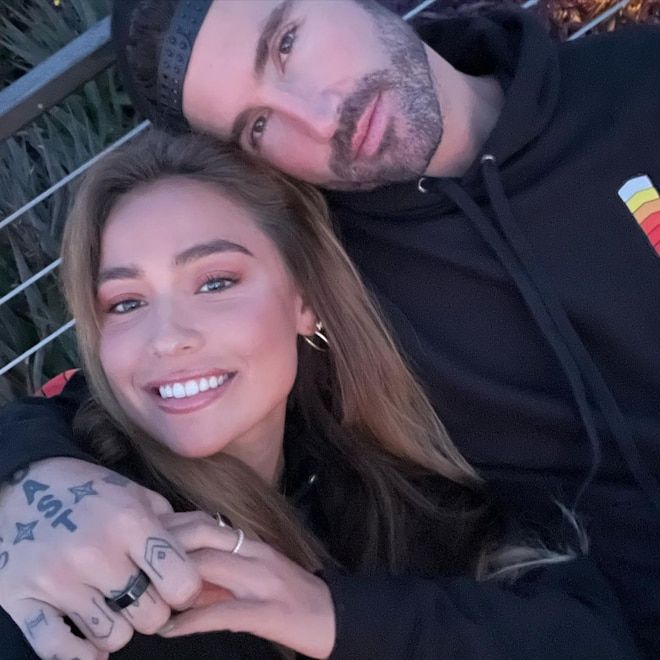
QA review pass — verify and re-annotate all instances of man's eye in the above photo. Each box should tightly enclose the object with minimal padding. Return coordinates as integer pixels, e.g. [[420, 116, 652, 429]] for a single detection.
[[108, 299, 143, 315], [250, 116, 268, 149], [278, 26, 297, 59], [198, 276, 236, 293]]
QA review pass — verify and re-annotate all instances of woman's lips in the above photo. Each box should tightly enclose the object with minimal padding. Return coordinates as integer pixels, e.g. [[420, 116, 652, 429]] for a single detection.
[[153, 373, 235, 415], [351, 92, 385, 161]]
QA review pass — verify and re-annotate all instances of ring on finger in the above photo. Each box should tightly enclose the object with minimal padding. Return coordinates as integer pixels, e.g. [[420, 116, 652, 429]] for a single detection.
[[105, 570, 151, 612]]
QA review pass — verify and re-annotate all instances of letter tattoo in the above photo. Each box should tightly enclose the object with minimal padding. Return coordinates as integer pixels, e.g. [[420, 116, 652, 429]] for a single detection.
[[68, 480, 98, 504], [24, 609, 48, 639], [51, 508, 77, 532], [0, 552, 8, 569], [144, 537, 185, 579], [36, 494, 63, 518], [22, 479, 49, 505], [13, 520, 38, 544]]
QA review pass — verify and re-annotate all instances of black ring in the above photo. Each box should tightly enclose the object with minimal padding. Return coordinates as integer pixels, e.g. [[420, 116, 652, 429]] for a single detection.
[[105, 570, 151, 612]]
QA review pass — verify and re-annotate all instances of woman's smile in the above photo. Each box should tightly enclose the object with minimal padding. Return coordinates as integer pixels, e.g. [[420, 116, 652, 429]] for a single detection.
[[97, 176, 316, 470]]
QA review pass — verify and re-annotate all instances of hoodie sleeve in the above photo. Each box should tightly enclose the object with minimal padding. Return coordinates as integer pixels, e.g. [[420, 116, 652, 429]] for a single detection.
[[0, 371, 96, 484], [324, 557, 638, 660]]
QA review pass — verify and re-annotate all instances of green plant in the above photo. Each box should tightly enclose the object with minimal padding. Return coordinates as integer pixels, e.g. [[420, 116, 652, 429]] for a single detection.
[[0, 0, 138, 403]]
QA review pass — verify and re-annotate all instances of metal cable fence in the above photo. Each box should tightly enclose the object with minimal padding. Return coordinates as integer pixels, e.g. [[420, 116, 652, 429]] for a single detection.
[[0, 0, 635, 380]]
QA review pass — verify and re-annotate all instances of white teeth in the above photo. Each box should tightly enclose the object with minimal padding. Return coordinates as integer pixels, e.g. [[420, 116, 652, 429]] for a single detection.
[[184, 380, 199, 396], [157, 374, 230, 399]]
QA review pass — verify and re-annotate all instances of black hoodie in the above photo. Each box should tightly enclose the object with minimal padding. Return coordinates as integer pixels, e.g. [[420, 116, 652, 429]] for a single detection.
[[326, 10, 660, 655], [1, 8, 659, 657]]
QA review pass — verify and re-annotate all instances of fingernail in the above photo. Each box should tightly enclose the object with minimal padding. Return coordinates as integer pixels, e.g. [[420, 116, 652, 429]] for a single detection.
[[158, 622, 176, 636]]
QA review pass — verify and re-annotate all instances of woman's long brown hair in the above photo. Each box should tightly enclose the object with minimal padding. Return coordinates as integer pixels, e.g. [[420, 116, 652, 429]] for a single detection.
[[62, 131, 568, 577]]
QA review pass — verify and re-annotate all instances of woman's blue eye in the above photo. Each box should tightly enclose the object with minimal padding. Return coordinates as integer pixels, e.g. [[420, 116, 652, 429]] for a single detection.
[[109, 299, 143, 314], [199, 277, 235, 293]]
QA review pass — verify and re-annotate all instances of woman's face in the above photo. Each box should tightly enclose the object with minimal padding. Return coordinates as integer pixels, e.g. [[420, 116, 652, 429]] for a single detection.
[[96, 177, 315, 480]]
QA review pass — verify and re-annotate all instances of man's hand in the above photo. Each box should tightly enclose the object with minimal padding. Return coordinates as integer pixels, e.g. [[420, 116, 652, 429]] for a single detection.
[[0, 458, 202, 659]]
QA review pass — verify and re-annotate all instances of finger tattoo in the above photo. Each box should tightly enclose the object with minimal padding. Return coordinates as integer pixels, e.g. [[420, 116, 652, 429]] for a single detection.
[[144, 537, 185, 579], [72, 598, 115, 639], [25, 609, 48, 639], [0, 551, 8, 569]]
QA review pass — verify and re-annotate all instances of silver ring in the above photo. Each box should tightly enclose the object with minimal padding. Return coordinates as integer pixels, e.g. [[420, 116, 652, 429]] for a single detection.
[[105, 570, 150, 612], [231, 528, 245, 555]]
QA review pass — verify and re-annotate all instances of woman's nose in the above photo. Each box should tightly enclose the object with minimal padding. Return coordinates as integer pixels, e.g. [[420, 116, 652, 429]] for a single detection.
[[149, 310, 203, 357]]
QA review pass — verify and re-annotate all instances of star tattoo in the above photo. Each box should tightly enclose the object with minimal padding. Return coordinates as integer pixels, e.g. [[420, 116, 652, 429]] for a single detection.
[[68, 480, 99, 504], [14, 520, 38, 544]]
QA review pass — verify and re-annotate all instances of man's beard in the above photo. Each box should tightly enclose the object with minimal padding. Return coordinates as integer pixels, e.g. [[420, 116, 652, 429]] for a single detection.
[[327, 7, 443, 190]]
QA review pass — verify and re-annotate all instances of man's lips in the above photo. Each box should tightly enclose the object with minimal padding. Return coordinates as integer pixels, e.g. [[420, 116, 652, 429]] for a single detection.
[[351, 92, 382, 161]]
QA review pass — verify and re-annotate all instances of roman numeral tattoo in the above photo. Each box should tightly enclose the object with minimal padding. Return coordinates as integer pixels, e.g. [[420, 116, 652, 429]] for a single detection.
[[25, 609, 47, 639]]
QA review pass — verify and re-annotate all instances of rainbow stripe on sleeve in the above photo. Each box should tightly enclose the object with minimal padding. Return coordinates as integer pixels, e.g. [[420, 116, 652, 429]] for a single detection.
[[618, 175, 660, 255]]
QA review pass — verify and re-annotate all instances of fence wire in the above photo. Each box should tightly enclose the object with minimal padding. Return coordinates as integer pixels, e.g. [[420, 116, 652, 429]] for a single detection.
[[0, 0, 635, 377]]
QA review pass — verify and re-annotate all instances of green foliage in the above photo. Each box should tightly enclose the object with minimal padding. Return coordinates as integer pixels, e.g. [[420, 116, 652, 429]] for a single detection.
[[0, 0, 138, 403]]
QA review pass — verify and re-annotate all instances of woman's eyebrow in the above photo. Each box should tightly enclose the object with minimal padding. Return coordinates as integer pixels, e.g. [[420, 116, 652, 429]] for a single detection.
[[174, 238, 254, 266], [97, 266, 142, 286]]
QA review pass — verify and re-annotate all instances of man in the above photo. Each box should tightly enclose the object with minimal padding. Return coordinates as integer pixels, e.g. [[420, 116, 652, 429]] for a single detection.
[[1, 0, 658, 656]]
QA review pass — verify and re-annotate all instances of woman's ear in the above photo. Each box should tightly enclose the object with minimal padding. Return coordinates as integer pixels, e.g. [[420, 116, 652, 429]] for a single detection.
[[295, 297, 319, 337]]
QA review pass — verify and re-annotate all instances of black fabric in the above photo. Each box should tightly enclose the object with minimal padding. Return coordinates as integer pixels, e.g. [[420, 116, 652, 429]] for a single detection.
[[325, 12, 660, 656], [1, 7, 659, 657], [0, 399, 638, 659]]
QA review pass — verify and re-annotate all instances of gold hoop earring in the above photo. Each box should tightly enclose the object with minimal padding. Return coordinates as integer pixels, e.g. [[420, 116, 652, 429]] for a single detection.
[[302, 321, 329, 352]]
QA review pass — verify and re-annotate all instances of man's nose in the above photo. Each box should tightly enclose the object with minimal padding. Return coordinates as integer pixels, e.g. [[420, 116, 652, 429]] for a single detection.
[[149, 307, 203, 357], [271, 86, 340, 141]]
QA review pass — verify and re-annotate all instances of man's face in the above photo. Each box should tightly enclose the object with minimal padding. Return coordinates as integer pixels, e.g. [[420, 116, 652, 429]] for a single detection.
[[183, 0, 442, 190]]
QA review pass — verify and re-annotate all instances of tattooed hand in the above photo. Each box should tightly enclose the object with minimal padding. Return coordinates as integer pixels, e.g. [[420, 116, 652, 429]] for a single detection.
[[0, 458, 202, 660]]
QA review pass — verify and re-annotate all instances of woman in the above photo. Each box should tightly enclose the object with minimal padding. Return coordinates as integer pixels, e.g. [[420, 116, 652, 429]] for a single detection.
[[3, 130, 635, 659]]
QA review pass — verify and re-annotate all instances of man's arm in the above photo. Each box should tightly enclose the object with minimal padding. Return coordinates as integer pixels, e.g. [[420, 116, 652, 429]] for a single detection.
[[0, 371, 94, 483], [326, 557, 639, 659]]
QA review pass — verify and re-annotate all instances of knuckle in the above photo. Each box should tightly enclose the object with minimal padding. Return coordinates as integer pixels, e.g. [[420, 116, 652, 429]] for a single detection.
[[133, 605, 171, 634], [167, 573, 203, 609], [68, 544, 109, 573], [104, 625, 134, 653]]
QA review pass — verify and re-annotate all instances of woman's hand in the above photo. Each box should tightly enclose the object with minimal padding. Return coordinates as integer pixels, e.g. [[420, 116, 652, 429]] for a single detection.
[[160, 512, 336, 659]]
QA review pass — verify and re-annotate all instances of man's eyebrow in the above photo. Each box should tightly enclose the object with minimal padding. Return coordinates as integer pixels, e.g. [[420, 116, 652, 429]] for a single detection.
[[254, 0, 293, 78], [97, 266, 142, 286], [174, 239, 254, 266]]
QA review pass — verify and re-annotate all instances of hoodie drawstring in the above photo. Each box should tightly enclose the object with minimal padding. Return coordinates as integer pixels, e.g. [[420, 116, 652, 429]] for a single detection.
[[423, 155, 660, 517]]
